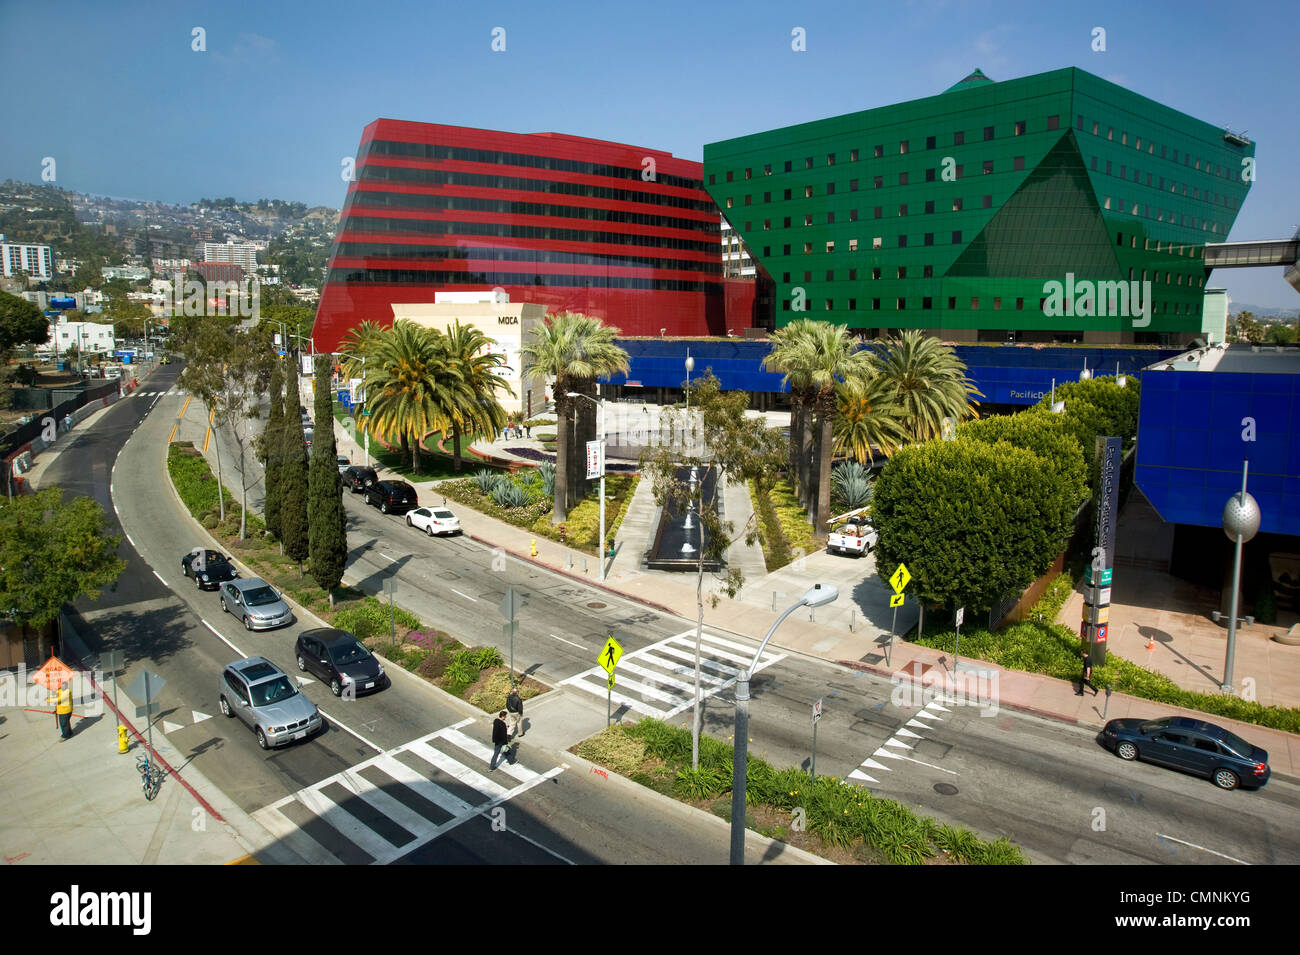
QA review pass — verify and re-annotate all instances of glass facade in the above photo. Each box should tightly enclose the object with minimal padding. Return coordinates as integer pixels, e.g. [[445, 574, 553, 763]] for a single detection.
[[703, 67, 1253, 341], [313, 120, 733, 352]]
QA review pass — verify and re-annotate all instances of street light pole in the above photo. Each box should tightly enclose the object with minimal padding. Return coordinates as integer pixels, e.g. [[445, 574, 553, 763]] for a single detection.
[[685, 349, 694, 413], [1221, 460, 1261, 693], [730, 583, 838, 865], [567, 391, 607, 581]]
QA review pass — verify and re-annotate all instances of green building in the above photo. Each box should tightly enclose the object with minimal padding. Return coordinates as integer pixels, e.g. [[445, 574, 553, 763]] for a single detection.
[[703, 67, 1254, 345]]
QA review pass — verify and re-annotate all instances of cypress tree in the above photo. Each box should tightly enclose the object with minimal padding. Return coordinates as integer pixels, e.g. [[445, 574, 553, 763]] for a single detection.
[[308, 355, 347, 605], [280, 356, 310, 569], [263, 358, 285, 539]]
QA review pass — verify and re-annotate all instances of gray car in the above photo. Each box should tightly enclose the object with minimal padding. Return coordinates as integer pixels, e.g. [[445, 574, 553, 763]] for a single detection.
[[219, 657, 323, 750], [219, 577, 294, 631]]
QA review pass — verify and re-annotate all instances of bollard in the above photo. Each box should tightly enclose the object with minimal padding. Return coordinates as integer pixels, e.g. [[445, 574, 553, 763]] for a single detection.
[[581, 557, 589, 574], [850, 609, 856, 632], [530, 538, 537, 557], [117, 724, 129, 754], [566, 551, 573, 569]]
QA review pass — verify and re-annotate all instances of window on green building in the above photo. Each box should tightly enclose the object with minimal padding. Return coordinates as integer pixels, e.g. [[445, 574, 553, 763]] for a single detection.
[[925, 200, 934, 213], [923, 296, 933, 309], [952, 231, 962, 243], [1014, 156, 1025, 171], [983, 160, 993, 175], [982, 195, 991, 208], [872, 268, 881, 279], [897, 266, 907, 279], [900, 141, 909, 154], [827, 153, 836, 166], [899, 204, 908, 216], [924, 265, 933, 277], [897, 298, 906, 310], [805, 157, 814, 169], [984, 126, 994, 140], [784, 160, 793, 172], [1048, 115, 1060, 130], [898, 235, 907, 248], [926, 135, 936, 150], [849, 209, 858, 222], [926, 168, 936, 182], [850, 179, 859, 191], [899, 172, 909, 185], [954, 130, 965, 145], [971, 297, 980, 309], [874, 145, 884, 158], [948, 296, 956, 309], [924, 233, 934, 246], [953, 197, 963, 211], [850, 149, 859, 162], [874, 176, 883, 188], [1014, 121, 1025, 136]]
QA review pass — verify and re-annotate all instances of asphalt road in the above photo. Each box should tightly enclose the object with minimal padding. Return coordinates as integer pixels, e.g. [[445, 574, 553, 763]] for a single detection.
[[53, 364, 1300, 866]]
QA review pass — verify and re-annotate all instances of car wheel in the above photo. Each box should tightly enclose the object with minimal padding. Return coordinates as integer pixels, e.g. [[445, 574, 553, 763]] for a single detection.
[[297, 654, 307, 672], [1214, 769, 1240, 791], [426, 525, 435, 537], [1116, 741, 1139, 761], [221, 599, 228, 614], [219, 696, 232, 718], [380, 501, 390, 514], [195, 575, 203, 589], [330, 677, 342, 697], [243, 614, 253, 632], [406, 516, 413, 527], [181, 562, 188, 577], [255, 727, 269, 750]]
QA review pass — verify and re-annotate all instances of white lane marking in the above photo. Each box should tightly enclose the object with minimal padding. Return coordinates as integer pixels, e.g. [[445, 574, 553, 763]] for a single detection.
[[449, 589, 477, 602], [316, 705, 384, 754], [153, 570, 167, 586], [125, 534, 135, 548], [848, 769, 879, 783], [378, 553, 398, 564], [163, 719, 184, 733], [193, 710, 212, 724], [201, 619, 245, 657], [1154, 833, 1249, 864], [548, 633, 586, 649], [887, 753, 960, 775]]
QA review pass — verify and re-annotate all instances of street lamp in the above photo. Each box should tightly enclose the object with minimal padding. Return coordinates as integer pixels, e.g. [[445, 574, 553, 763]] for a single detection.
[[1221, 460, 1260, 693], [684, 349, 695, 412], [1079, 358, 1092, 381], [730, 583, 838, 865], [567, 391, 608, 581]]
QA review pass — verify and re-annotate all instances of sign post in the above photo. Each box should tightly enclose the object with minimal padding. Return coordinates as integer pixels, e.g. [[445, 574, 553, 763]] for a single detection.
[[499, 586, 523, 681], [811, 698, 822, 779], [598, 634, 623, 726], [127, 669, 166, 755], [887, 563, 911, 664], [953, 606, 965, 671]]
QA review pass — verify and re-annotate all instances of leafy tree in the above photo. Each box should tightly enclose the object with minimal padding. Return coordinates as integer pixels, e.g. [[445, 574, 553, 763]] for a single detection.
[[217, 331, 273, 539], [763, 321, 818, 511], [0, 290, 50, 354], [308, 354, 347, 605], [1264, 322, 1297, 345], [279, 360, 310, 567], [872, 439, 1076, 616], [337, 319, 385, 382], [1027, 375, 1142, 469], [177, 319, 229, 521], [640, 371, 786, 769], [362, 320, 453, 473], [834, 370, 909, 463], [873, 329, 982, 444], [262, 358, 285, 539], [959, 412, 1088, 505], [0, 488, 126, 632], [440, 319, 513, 473], [519, 312, 629, 521]]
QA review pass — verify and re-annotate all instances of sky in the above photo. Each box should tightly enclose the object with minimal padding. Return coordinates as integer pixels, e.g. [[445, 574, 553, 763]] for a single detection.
[[3, 0, 1297, 309]]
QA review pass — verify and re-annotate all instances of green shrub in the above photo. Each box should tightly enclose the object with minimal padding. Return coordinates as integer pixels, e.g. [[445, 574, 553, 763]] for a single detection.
[[575, 725, 647, 776], [472, 468, 505, 494], [332, 598, 421, 642], [489, 481, 530, 508], [442, 649, 480, 693], [416, 650, 451, 679], [472, 646, 505, 669], [673, 766, 730, 800], [830, 461, 874, 513]]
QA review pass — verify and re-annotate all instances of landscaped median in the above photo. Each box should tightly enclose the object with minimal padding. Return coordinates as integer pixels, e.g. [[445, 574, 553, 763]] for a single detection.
[[749, 477, 819, 571], [911, 571, 1300, 735], [574, 718, 1026, 865], [165, 440, 547, 710]]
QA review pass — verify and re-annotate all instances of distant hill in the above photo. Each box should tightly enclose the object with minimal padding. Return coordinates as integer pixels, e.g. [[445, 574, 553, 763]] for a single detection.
[[1230, 302, 1299, 321]]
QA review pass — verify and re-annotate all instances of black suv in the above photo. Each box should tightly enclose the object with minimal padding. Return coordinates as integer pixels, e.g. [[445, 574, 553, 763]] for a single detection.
[[343, 465, 378, 493], [365, 480, 418, 514]]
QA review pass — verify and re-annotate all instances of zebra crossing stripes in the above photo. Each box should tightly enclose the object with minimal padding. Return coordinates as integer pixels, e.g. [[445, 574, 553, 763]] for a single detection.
[[847, 698, 954, 785], [559, 629, 785, 719], [251, 720, 563, 865], [133, 388, 185, 397]]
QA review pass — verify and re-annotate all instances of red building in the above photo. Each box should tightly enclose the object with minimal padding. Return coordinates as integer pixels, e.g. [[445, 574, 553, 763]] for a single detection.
[[311, 119, 747, 353]]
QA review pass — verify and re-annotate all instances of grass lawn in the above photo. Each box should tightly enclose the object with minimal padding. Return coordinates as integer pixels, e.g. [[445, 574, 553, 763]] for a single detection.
[[332, 402, 501, 480]]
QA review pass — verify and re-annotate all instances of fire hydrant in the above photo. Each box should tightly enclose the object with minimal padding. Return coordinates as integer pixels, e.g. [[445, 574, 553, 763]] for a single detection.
[[559, 524, 567, 543], [117, 724, 129, 754], [607, 537, 615, 559], [529, 538, 538, 557]]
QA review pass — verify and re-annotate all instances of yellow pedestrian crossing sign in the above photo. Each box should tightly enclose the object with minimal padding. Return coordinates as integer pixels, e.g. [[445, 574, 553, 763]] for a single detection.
[[599, 635, 623, 674], [890, 593, 905, 608], [890, 563, 911, 594]]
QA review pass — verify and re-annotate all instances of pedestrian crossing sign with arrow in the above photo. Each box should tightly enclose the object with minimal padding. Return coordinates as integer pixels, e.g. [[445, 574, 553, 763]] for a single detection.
[[889, 563, 911, 594], [607, 671, 616, 690], [890, 593, 905, 608], [599, 635, 623, 674]]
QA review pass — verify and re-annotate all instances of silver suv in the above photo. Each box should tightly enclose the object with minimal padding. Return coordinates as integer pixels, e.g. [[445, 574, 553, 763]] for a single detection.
[[219, 657, 323, 750], [219, 577, 294, 631]]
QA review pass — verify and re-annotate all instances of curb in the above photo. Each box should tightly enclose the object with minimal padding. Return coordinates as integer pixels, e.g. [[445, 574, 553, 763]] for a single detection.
[[561, 748, 832, 865]]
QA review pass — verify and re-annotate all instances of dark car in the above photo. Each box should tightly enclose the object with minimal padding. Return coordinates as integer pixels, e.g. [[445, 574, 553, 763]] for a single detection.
[[365, 480, 418, 514], [1098, 715, 1269, 791], [180, 548, 239, 590], [343, 465, 378, 493], [295, 628, 388, 697]]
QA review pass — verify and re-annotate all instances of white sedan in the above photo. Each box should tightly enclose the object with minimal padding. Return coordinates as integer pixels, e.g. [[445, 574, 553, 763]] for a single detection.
[[407, 506, 461, 537]]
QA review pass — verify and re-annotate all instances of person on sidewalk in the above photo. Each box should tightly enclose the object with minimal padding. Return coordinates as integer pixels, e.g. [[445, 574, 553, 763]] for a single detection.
[[47, 681, 74, 740], [1079, 650, 1096, 696], [506, 685, 524, 739], [490, 711, 511, 769]]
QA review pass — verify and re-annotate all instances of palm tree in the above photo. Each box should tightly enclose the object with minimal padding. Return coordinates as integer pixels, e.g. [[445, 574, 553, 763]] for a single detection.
[[801, 322, 875, 537], [362, 321, 457, 473], [439, 320, 514, 473], [833, 369, 910, 463], [519, 312, 630, 522], [874, 330, 982, 444], [763, 320, 819, 509], [337, 320, 386, 381]]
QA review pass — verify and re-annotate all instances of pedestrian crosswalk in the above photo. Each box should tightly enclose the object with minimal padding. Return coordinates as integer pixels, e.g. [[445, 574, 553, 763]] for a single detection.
[[847, 697, 957, 785], [133, 388, 185, 397], [250, 719, 563, 865], [560, 629, 785, 720]]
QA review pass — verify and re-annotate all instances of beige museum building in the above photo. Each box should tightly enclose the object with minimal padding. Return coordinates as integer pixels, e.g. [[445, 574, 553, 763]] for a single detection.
[[390, 292, 549, 418]]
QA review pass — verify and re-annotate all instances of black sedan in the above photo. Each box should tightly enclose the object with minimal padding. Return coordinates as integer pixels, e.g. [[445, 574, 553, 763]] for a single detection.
[[180, 549, 239, 590], [365, 480, 418, 514], [1098, 715, 1270, 790], [343, 465, 378, 493], [295, 628, 388, 697]]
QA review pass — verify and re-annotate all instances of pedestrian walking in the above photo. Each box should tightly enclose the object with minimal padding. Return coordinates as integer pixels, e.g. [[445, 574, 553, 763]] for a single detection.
[[489, 711, 510, 769], [506, 685, 524, 739], [1079, 650, 1095, 696], [525, 424, 531, 438], [47, 681, 74, 740]]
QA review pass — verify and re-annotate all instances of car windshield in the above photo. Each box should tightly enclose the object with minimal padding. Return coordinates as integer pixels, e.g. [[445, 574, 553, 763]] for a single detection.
[[250, 676, 297, 707], [330, 643, 371, 666], [433, 510, 455, 519], [1138, 717, 1172, 734], [243, 587, 281, 607]]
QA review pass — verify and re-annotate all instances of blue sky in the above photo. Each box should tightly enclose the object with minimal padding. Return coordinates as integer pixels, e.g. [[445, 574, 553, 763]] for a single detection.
[[3, 0, 1297, 308]]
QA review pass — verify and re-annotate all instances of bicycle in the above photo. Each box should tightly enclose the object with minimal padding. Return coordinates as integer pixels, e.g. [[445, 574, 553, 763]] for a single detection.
[[136, 752, 163, 801]]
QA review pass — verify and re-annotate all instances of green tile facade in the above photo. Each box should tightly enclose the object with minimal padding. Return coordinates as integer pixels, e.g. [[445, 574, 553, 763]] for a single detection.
[[704, 68, 1253, 342]]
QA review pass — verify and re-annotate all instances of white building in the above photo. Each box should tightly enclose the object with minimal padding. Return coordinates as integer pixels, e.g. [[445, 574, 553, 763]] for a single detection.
[[200, 240, 259, 270], [0, 234, 54, 280], [46, 319, 116, 356], [102, 265, 151, 282], [720, 218, 755, 279]]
